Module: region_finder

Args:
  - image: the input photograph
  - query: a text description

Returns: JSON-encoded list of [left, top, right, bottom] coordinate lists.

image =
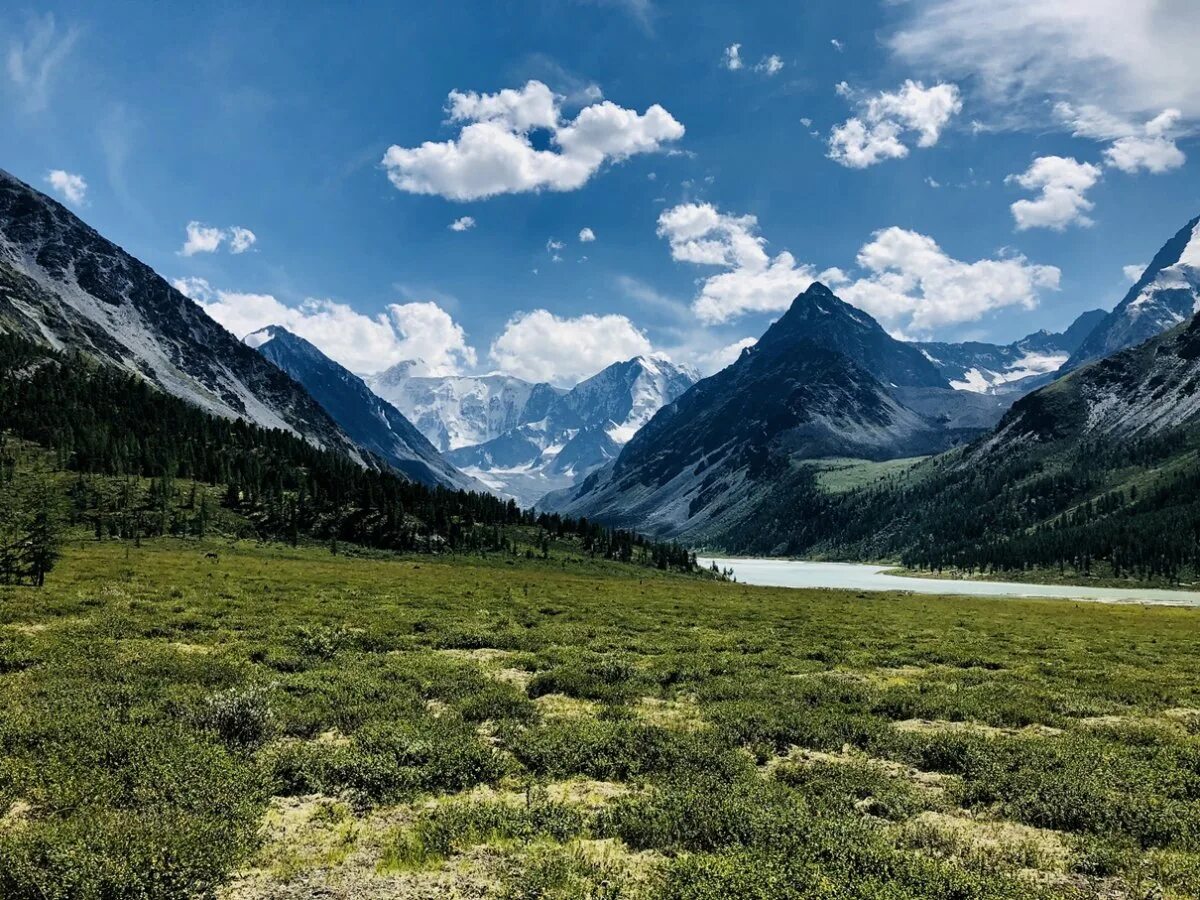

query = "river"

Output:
[[696, 558, 1200, 606]]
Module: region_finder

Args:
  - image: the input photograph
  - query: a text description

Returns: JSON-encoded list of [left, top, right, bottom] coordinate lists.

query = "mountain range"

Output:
[[540, 283, 994, 536], [443, 355, 699, 506], [4, 160, 1198, 581], [916, 309, 1105, 395], [367, 365, 564, 453]]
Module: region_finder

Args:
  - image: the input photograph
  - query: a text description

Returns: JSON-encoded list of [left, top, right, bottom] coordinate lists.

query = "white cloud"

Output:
[[488, 310, 652, 385], [381, 80, 684, 201], [657, 203, 1060, 334], [1056, 104, 1187, 175], [837, 227, 1061, 333], [387, 301, 478, 375], [1007, 156, 1102, 231], [578, 227, 596, 242], [1124, 263, 1147, 282], [179, 221, 257, 256], [227, 226, 257, 254], [174, 277, 476, 375], [449, 216, 476, 232], [180, 222, 225, 256], [5, 13, 79, 113], [890, 1, 1200, 122], [1105, 135, 1186, 174], [755, 55, 784, 76], [828, 80, 962, 168], [723, 44, 743, 71], [44, 169, 86, 205], [828, 118, 908, 168], [657, 202, 817, 323], [831, 38, 844, 52]]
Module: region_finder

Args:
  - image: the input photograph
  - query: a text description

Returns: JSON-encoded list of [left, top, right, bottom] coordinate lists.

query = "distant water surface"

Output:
[[697, 558, 1200, 607]]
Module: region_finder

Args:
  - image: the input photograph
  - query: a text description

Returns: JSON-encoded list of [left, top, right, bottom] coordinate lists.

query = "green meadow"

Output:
[[3, 538, 1200, 899]]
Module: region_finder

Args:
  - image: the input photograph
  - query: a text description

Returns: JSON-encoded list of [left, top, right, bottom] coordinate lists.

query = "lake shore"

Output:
[[699, 557, 1200, 607]]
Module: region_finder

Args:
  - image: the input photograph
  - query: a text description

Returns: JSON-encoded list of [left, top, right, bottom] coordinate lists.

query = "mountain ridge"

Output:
[[0, 168, 362, 462], [247, 325, 483, 491]]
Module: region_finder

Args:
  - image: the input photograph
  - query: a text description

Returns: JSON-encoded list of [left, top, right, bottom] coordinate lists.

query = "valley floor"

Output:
[[3, 540, 1200, 898]]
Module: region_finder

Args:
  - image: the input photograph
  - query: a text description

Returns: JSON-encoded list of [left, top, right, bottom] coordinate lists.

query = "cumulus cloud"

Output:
[[890, 1, 1200, 123], [227, 226, 257, 254], [179, 221, 257, 256], [44, 169, 86, 205], [1007, 156, 1102, 231], [488, 310, 652, 385], [656, 202, 817, 324], [449, 216, 476, 231], [578, 227, 595, 242], [828, 80, 962, 168], [381, 80, 683, 201], [1124, 263, 1148, 282], [657, 203, 1059, 334], [836, 227, 1061, 333], [180, 222, 224, 256], [755, 55, 784, 75], [5, 13, 79, 112], [1102, 109, 1187, 173], [174, 277, 476, 375], [723, 44, 743, 71], [1054, 103, 1187, 176]]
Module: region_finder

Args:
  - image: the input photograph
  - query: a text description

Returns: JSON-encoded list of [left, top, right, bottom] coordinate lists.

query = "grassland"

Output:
[[808, 456, 927, 494], [3, 539, 1200, 898]]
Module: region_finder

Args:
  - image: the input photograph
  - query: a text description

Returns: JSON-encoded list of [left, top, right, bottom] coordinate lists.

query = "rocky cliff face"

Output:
[[0, 168, 361, 460]]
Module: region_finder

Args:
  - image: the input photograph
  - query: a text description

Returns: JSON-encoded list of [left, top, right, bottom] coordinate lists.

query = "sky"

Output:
[[3, 0, 1199, 386]]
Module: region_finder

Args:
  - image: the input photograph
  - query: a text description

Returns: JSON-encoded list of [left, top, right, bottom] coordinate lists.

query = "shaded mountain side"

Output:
[[540, 284, 974, 539], [714, 312, 1200, 581], [0, 168, 360, 460], [248, 326, 483, 491]]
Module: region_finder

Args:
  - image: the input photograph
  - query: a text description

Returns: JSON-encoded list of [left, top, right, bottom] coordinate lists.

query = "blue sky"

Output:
[[4, 1, 1199, 384]]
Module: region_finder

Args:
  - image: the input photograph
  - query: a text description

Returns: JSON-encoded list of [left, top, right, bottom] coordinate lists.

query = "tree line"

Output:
[[0, 335, 697, 581], [718, 427, 1200, 583]]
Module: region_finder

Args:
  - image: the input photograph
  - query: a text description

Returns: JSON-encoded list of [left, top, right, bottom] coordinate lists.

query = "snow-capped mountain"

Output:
[[541, 284, 986, 537], [248, 326, 483, 491], [0, 168, 359, 459], [446, 355, 701, 507], [1066, 215, 1200, 369], [367, 366, 563, 452], [916, 309, 1106, 396]]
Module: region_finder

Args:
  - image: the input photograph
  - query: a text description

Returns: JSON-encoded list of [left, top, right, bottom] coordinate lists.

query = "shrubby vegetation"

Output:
[[1, 539, 1199, 897]]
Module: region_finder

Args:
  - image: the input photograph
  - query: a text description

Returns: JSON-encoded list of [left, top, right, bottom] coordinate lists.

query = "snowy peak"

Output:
[[443, 354, 701, 507], [561, 354, 701, 444], [917, 309, 1106, 396], [1067, 215, 1200, 368], [367, 365, 562, 453]]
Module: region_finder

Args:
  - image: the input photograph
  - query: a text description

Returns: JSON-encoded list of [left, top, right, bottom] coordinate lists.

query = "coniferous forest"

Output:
[[0, 334, 697, 578], [720, 426, 1200, 582]]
